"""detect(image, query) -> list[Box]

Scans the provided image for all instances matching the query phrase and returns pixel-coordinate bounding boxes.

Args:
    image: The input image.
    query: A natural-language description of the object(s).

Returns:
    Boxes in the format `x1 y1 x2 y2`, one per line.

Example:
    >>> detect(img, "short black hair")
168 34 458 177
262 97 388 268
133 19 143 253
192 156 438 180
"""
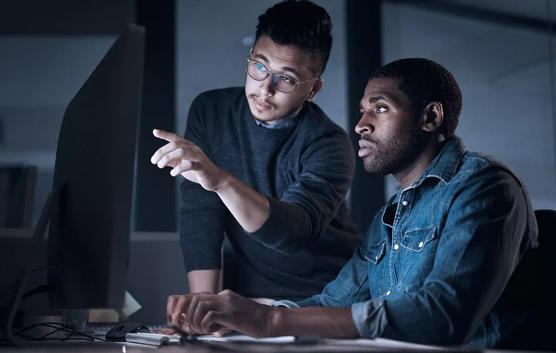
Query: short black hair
255 0 332 75
370 58 463 137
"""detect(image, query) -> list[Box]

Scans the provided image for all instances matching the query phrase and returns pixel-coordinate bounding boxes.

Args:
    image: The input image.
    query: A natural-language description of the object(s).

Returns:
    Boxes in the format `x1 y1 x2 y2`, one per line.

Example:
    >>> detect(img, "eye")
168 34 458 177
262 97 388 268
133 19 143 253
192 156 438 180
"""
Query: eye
278 75 296 84
254 62 267 72
375 105 388 113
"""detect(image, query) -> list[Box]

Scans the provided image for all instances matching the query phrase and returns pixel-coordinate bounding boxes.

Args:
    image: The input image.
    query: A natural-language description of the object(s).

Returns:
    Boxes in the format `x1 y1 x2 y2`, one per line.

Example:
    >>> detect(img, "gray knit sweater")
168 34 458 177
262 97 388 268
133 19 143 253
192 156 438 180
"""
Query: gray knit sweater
180 87 360 300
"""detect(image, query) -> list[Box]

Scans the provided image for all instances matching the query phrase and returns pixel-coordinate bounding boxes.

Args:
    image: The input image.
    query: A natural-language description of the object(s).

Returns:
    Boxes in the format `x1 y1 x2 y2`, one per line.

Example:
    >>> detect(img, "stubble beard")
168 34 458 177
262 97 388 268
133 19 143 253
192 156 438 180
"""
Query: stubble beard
362 128 428 176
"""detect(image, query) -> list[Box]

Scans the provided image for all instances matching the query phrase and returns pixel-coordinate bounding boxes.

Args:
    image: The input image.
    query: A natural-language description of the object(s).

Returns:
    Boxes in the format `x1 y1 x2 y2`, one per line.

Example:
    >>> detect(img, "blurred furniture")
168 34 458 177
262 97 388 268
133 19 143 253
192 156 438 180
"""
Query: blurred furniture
0 164 37 228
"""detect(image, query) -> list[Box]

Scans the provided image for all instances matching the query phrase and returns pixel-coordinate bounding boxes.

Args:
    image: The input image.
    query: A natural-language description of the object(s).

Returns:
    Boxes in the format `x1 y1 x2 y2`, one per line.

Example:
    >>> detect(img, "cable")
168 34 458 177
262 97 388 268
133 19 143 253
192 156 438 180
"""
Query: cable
15 322 86 341
30 265 60 275
13 322 108 343
21 284 50 300
0 265 58 301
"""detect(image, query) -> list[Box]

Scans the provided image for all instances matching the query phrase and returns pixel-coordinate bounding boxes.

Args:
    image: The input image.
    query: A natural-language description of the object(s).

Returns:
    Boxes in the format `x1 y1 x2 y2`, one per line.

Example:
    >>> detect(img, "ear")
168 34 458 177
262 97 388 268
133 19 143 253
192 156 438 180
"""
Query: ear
420 102 444 133
307 78 324 101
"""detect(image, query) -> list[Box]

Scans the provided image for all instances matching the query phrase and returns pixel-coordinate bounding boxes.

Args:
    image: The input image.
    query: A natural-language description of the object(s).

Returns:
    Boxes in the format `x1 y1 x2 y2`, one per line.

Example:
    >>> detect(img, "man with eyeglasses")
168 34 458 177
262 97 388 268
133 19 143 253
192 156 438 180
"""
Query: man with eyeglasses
151 0 359 317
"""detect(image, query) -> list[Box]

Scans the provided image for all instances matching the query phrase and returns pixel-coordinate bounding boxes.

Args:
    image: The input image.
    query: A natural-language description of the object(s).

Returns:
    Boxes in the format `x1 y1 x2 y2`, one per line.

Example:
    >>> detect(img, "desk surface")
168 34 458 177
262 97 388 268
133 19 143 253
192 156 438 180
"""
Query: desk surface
0 339 540 353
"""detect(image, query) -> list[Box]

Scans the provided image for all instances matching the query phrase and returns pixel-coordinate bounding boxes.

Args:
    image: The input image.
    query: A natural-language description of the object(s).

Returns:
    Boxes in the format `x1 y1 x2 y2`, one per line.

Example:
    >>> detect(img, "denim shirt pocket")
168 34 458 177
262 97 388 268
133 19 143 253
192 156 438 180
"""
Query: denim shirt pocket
364 240 386 264
400 225 437 252
399 225 438 293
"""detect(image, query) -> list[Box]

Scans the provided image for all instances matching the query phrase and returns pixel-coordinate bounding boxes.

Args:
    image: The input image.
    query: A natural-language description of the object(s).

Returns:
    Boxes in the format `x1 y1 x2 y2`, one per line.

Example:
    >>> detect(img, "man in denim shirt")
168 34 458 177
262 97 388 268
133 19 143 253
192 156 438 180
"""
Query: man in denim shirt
167 58 538 348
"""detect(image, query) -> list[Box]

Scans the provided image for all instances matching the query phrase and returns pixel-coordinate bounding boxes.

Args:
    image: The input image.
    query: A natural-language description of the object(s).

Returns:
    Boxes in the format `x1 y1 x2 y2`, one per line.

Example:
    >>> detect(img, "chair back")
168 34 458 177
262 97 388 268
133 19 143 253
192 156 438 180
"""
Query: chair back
495 209 556 350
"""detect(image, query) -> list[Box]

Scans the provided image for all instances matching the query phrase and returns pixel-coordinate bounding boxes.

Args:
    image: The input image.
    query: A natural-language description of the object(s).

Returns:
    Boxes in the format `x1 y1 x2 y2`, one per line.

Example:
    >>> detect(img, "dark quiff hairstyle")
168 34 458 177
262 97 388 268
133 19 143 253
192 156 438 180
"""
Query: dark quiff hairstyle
255 0 332 75
370 58 463 137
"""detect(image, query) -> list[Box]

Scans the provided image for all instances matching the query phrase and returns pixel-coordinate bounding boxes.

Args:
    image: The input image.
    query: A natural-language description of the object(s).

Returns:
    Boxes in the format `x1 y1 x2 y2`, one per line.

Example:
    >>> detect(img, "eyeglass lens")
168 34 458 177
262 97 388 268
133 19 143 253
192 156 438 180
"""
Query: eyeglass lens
247 60 298 93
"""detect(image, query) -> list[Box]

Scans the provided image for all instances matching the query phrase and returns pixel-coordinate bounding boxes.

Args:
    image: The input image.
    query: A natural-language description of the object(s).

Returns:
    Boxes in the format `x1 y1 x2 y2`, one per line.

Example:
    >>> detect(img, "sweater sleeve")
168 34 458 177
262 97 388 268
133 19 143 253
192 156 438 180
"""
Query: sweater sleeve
248 125 356 253
179 94 227 272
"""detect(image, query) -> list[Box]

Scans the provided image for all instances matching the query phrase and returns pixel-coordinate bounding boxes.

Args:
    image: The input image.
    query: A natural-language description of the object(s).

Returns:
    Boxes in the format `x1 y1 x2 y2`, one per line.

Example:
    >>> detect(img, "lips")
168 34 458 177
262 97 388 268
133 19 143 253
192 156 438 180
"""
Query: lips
358 139 375 158
358 139 374 149
253 97 274 111
358 147 373 158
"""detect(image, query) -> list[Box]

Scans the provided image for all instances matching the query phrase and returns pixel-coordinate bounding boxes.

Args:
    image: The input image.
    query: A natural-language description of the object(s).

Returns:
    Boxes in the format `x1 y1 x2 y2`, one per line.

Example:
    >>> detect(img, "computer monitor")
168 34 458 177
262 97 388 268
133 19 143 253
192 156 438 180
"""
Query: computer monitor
47 24 145 310
0 24 145 346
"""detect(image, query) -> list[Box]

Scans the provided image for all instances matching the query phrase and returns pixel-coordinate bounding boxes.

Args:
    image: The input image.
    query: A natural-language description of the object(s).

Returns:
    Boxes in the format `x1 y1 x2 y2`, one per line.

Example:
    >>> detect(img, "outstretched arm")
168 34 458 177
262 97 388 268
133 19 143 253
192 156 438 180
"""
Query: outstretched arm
151 129 270 233
152 126 356 253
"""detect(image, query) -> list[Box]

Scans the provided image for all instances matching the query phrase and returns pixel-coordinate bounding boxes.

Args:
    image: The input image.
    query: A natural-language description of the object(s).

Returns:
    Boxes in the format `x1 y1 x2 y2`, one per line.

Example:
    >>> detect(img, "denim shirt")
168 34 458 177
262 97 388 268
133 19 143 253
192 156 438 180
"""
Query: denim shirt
277 136 538 347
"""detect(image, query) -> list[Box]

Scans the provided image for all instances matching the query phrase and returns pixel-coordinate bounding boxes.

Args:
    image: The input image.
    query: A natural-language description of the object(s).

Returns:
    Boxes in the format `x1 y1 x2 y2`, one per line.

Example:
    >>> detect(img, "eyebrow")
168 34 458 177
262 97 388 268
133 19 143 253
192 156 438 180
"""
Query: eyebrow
369 95 388 103
251 53 301 78
359 95 389 110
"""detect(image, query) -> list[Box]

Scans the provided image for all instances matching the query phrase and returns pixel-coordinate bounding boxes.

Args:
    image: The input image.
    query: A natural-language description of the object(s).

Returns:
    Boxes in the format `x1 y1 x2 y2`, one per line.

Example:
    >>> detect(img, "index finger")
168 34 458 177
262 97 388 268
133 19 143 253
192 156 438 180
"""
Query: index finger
153 129 182 143
171 295 192 325
167 295 180 323
167 294 191 323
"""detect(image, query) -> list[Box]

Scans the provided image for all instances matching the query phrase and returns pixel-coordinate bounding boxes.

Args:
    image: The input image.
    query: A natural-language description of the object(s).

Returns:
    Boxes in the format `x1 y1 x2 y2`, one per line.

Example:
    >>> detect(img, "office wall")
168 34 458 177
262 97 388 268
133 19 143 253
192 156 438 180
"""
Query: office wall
381 2 556 209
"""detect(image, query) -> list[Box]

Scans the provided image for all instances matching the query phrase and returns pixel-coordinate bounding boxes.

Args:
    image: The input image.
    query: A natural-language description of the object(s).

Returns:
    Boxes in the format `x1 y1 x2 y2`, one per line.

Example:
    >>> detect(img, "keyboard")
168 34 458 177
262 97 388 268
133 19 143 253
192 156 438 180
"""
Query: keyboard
125 332 301 347
125 332 181 346
84 323 167 337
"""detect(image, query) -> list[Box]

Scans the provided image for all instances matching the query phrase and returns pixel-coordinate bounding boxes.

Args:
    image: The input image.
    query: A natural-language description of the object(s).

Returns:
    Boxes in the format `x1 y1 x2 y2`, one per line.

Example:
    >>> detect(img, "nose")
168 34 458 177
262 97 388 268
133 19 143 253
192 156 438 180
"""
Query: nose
355 114 373 136
259 75 275 96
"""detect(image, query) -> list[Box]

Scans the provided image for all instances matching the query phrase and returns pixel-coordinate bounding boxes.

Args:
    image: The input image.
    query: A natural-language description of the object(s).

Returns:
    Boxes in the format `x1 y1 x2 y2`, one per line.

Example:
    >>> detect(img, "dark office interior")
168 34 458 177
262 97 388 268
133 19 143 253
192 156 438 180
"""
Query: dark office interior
0 0 555 350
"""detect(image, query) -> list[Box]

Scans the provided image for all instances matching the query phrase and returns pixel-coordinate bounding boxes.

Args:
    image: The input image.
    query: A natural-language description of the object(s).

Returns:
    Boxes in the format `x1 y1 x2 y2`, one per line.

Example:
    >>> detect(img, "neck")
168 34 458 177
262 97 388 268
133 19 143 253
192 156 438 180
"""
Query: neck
394 135 446 189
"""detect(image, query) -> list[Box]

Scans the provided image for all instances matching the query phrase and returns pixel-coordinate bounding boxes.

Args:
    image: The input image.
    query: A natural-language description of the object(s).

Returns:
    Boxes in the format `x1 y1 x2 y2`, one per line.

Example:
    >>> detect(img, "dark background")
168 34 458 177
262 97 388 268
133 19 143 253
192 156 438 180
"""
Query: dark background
0 0 555 324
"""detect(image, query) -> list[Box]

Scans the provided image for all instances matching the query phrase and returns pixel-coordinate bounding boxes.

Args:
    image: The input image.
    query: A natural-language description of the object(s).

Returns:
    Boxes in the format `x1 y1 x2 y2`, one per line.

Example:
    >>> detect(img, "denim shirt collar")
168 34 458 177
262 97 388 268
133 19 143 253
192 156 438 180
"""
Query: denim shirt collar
383 136 466 215
382 136 466 226
404 135 466 191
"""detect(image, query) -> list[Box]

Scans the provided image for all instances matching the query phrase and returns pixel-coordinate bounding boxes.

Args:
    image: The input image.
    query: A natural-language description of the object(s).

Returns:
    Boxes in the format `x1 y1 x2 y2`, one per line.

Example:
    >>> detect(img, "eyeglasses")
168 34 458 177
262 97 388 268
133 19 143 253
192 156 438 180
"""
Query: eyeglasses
246 58 318 93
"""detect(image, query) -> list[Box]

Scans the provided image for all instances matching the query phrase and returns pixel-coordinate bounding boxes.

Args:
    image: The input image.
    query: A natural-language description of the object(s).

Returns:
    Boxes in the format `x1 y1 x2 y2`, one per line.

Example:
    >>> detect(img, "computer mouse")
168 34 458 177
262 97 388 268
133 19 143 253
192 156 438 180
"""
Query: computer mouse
105 322 150 341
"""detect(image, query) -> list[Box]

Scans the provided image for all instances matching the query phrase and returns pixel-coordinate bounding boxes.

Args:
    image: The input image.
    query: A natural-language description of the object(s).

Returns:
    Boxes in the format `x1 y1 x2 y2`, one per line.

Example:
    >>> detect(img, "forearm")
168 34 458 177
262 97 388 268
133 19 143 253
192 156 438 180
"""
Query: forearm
187 269 221 294
270 307 359 339
214 171 270 233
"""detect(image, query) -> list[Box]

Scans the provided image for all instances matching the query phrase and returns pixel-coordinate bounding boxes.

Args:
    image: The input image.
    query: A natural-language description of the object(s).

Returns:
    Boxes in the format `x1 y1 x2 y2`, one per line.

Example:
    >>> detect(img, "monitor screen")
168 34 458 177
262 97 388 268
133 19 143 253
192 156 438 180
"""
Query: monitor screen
47 24 145 310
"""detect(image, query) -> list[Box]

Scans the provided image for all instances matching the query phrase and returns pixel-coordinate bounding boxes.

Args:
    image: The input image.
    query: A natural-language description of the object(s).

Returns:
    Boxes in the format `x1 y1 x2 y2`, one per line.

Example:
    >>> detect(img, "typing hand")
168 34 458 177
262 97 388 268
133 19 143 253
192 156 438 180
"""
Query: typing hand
167 293 198 334
184 290 275 337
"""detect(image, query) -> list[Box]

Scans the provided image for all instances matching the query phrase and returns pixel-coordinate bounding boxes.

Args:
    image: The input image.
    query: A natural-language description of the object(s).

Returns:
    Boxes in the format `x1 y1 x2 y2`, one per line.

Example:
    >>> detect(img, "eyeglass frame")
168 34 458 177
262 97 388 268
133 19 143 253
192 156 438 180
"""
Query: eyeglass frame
245 57 320 93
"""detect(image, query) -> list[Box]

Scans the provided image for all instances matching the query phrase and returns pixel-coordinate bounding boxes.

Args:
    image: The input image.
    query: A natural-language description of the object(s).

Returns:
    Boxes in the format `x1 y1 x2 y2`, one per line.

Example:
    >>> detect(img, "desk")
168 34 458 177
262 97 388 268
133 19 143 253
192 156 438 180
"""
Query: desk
0 339 533 353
